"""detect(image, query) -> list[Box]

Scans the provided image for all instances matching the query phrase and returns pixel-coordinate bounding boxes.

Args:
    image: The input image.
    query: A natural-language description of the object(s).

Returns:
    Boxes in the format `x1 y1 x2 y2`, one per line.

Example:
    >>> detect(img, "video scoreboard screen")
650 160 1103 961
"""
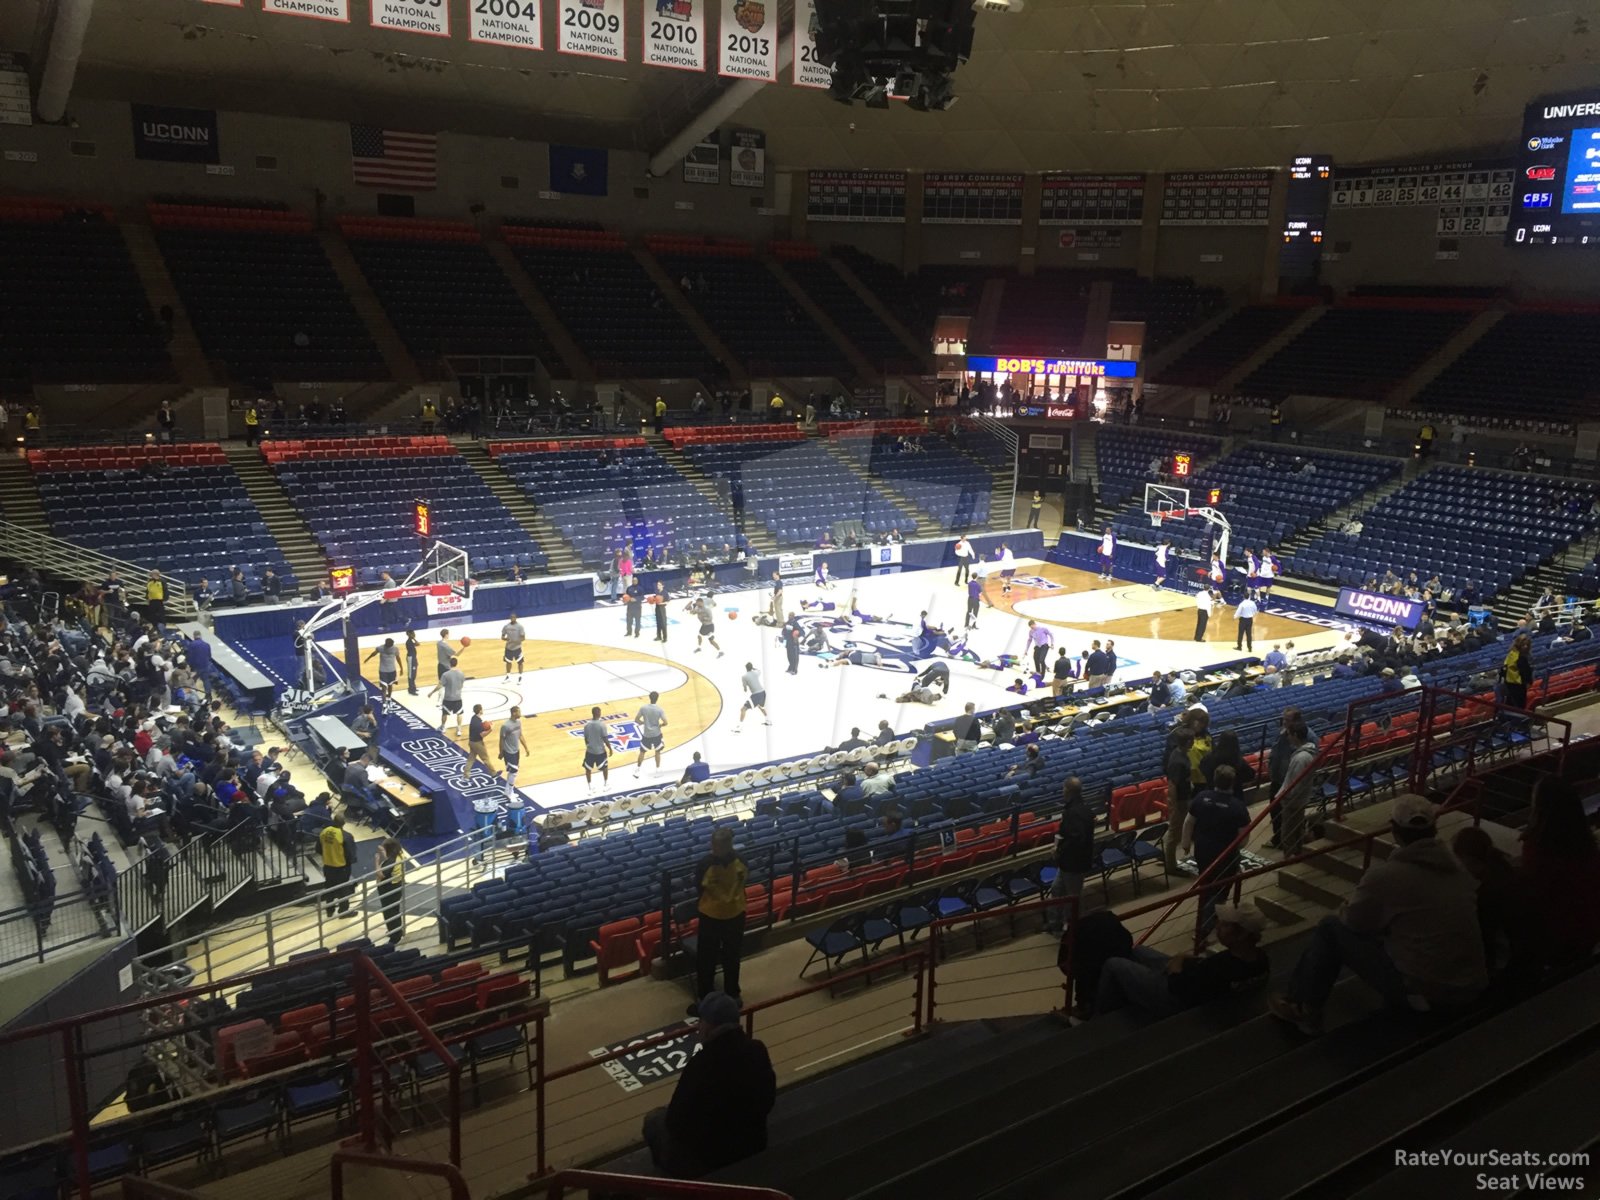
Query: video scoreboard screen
1509 88 1600 248
922 173 1024 225
1040 174 1145 226
806 171 908 223
1281 155 1332 279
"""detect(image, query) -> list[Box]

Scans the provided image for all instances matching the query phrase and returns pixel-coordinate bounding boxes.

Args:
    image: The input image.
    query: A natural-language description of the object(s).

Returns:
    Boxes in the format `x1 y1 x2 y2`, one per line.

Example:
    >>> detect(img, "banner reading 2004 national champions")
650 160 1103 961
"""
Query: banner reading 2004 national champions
718 0 776 80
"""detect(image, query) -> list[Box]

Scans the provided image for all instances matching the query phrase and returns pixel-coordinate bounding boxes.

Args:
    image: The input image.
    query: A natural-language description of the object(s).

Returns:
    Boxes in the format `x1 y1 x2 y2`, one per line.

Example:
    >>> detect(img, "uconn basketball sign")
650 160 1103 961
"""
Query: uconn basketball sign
1334 588 1425 631
131 104 220 164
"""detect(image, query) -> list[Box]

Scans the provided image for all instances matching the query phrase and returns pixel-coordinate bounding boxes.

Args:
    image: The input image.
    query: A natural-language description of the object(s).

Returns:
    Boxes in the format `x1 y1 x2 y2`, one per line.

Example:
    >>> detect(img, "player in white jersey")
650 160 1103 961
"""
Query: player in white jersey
1257 549 1279 605
1153 539 1172 590
1098 528 1116 581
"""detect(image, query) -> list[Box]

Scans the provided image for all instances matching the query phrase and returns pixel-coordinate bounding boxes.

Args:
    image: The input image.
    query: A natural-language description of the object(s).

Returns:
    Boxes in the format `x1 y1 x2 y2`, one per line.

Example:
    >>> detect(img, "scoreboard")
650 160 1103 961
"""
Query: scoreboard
1040 174 1145 226
1160 171 1273 226
413 498 432 538
922 173 1024 225
806 171 907 223
1509 88 1600 248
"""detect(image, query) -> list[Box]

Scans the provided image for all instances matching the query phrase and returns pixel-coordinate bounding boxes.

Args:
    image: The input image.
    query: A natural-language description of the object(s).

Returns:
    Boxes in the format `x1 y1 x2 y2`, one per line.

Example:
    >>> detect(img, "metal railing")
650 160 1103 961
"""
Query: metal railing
117 821 304 938
132 826 493 992
0 888 123 970
0 520 192 617
527 1171 794 1199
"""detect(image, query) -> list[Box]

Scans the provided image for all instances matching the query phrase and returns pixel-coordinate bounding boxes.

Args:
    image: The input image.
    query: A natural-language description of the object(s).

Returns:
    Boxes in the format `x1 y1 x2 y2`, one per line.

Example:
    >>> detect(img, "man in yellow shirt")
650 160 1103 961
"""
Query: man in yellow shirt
243 404 259 447
653 396 667 435
689 827 747 1015
318 813 356 918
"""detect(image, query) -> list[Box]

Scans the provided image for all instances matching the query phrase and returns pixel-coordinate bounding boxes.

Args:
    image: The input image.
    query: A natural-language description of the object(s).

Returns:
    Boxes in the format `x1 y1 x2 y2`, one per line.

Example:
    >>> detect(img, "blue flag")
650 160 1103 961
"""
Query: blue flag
549 144 609 196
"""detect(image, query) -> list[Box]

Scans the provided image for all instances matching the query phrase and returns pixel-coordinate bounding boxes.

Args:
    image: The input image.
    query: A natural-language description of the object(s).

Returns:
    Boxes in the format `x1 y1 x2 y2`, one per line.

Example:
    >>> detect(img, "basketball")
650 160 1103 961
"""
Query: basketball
460 635 472 647
726 609 739 620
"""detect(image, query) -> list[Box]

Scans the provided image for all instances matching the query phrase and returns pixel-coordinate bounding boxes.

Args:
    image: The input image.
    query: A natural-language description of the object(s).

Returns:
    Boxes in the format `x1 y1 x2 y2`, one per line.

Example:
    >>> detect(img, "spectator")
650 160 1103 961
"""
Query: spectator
858 762 893 798
1500 633 1532 710
689 829 747 1014
951 702 980 753
1200 729 1256 798
1185 764 1251 933
317 813 356 918
680 752 711 785
1518 777 1600 971
1275 717 1317 855
1006 744 1043 781
1044 777 1094 935
374 838 405 946
1269 796 1487 1036
642 991 775 1178
1450 826 1522 974
990 709 1017 746
1094 903 1269 1019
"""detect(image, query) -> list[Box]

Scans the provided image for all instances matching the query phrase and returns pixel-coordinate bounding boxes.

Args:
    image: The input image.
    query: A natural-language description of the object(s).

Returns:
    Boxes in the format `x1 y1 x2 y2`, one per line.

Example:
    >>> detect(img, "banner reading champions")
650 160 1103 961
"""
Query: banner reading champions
372 0 450 36
557 0 626 60
469 0 542 48
793 0 831 88
718 0 776 80
644 0 706 71
262 0 349 21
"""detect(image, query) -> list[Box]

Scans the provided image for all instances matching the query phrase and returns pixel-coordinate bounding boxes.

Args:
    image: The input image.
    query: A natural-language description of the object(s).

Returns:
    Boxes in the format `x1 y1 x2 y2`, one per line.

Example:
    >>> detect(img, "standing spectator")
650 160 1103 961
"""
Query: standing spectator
144 570 166 628
1266 705 1304 850
653 395 667 435
317 813 355 918
953 534 974 585
1045 777 1094 934
618 544 635 598
154 400 173 441
1275 717 1317 855
689 829 748 1013
1050 647 1077 697
1194 587 1213 642
375 838 405 945
642 991 775 1178
1500 633 1531 710
242 403 260 447
261 566 282 603
1519 777 1600 971
1027 490 1044 529
1185 765 1251 934
1163 726 1195 872
951 702 981 753
1234 593 1257 651
1269 796 1487 1036
1200 729 1256 798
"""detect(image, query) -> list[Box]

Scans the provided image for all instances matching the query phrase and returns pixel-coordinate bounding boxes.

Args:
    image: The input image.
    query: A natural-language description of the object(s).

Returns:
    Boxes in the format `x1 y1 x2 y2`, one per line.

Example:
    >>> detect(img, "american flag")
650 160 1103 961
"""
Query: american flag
349 125 437 190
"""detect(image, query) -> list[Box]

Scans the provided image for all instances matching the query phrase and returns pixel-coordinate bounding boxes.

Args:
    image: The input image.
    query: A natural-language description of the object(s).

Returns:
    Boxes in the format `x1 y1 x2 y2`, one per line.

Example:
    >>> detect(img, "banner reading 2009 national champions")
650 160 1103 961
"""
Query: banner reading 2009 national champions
718 0 776 80
557 0 625 60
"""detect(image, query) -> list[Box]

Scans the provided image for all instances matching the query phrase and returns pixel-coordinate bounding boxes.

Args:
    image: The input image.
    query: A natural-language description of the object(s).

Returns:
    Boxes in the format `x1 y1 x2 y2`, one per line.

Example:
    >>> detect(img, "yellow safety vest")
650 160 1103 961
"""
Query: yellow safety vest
319 826 347 868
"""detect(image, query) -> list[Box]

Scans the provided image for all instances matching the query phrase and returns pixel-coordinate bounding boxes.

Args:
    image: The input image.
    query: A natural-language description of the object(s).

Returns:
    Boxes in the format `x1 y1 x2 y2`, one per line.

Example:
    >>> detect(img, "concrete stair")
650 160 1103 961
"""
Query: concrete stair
316 229 422 386
825 254 930 366
632 248 746 385
118 221 217 388
649 434 776 556
484 237 595 383
759 252 878 384
454 440 585 576
1387 303 1509 407
222 443 329 588
816 436 943 541
1214 306 1327 394
0 454 49 533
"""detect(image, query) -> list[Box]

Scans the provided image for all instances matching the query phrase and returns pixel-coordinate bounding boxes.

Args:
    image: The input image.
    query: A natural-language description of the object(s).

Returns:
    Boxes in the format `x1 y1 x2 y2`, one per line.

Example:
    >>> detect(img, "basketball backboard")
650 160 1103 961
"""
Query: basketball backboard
1143 483 1191 527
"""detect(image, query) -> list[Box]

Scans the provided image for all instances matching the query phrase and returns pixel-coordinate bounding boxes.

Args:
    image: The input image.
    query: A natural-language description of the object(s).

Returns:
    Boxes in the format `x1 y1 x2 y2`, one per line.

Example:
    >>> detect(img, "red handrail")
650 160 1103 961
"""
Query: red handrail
530 1171 793 1199
332 1151 471 1200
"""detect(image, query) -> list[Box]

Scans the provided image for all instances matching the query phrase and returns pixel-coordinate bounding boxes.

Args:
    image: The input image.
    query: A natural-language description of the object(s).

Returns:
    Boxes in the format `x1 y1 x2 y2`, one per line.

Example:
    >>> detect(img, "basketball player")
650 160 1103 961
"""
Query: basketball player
500 613 526 680
1209 555 1226 590
998 543 1017 596
435 629 457 682
1153 539 1172 590
464 704 494 778
499 705 530 784
1194 588 1213 643
690 596 725 657
1258 549 1279 605
814 561 834 591
633 690 667 777
735 663 770 730
1244 548 1261 598
1098 527 1116 581
429 656 467 733
580 706 616 792
363 637 400 699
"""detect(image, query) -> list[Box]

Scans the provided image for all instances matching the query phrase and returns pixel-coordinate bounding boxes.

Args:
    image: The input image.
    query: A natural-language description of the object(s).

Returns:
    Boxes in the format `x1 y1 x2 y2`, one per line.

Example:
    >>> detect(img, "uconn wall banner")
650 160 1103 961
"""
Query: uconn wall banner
131 105 220 164
1334 588 1425 630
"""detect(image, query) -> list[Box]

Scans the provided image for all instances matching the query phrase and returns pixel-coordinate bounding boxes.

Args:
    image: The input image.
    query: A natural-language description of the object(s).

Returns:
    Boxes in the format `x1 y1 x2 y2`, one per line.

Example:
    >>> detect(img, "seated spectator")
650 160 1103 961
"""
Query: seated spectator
642 991 776 1178
1450 826 1523 975
1006 744 1043 780
1094 903 1269 1019
834 727 868 752
680 752 711 785
858 762 893 798
1269 796 1487 1035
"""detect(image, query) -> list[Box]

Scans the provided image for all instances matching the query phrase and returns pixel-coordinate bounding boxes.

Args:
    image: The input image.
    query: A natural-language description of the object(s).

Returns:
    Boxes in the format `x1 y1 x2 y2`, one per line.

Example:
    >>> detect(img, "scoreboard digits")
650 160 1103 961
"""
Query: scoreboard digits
414 498 432 538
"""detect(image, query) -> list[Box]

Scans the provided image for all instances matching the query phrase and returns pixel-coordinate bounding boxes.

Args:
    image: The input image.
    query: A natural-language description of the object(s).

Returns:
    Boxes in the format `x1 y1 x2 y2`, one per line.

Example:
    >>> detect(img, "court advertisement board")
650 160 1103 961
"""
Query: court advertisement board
1334 587 1424 630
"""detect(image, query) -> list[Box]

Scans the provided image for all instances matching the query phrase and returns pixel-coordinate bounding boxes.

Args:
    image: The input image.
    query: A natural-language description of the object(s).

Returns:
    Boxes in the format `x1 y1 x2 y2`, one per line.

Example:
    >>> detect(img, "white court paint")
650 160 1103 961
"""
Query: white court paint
322 561 1346 810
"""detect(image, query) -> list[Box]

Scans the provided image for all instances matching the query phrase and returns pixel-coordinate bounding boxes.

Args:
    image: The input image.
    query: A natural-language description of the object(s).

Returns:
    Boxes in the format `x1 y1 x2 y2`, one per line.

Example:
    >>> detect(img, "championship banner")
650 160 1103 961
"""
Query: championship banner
199 0 243 6
645 0 706 72
683 133 721 184
718 0 776 81
557 0 626 61
0 53 31 128
1330 161 1514 209
469 0 542 48
372 0 450 37
1160 170 1273 226
131 104 220 165
262 0 350 22
793 0 830 89
729 130 765 188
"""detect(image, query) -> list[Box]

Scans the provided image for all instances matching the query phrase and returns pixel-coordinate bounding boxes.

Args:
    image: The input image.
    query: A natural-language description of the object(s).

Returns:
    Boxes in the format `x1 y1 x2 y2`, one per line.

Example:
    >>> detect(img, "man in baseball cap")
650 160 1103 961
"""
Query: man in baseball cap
1093 902 1269 1020
641 991 776 1178
1271 794 1487 1036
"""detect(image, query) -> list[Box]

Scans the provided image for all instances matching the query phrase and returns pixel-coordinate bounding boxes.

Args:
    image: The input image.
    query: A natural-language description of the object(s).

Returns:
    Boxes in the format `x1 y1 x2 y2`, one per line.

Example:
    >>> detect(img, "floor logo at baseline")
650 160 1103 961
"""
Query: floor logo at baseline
557 712 644 752
1010 574 1064 592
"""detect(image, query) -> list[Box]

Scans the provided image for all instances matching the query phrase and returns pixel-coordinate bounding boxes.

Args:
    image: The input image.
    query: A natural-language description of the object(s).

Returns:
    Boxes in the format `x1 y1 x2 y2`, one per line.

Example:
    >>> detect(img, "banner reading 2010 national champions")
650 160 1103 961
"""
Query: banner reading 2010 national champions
718 0 776 80
644 0 705 72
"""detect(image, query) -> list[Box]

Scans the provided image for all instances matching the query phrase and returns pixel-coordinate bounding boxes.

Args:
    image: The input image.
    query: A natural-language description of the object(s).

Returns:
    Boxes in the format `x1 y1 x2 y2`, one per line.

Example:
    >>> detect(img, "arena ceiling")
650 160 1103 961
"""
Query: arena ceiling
8 0 1599 173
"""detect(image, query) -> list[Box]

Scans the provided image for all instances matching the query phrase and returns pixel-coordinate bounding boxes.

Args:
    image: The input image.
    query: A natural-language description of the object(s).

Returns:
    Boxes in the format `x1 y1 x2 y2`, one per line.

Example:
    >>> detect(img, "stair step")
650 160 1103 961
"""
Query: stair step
1274 866 1348 908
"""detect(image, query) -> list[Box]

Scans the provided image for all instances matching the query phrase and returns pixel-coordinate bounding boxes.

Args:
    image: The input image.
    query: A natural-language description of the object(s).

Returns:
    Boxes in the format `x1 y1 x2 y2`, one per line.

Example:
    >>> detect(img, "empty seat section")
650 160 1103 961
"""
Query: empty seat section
1095 426 1224 509
651 237 850 378
1238 306 1473 400
1414 310 1600 422
263 437 545 583
151 204 382 382
1108 276 1226 354
338 217 566 373
830 246 939 348
507 227 720 379
986 271 1093 356
1152 305 1303 387
1289 466 1600 600
28 444 294 593
490 438 736 568
774 246 917 372
0 198 171 389
829 430 995 531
